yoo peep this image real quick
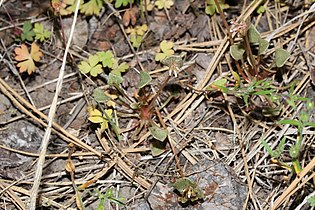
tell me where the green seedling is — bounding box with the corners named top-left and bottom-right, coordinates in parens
top-left (78, 54), bottom-right (103, 77)
top-left (256, 5), bottom-right (266, 14)
top-left (155, 0), bottom-right (174, 10)
top-left (21, 21), bottom-right (35, 42)
top-left (138, 71), bottom-right (152, 89)
top-left (33, 23), bottom-right (51, 42)
top-left (155, 40), bottom-right (175, 62)
top-left (229, 23), bottom-right (290, 78)
top-left (308, 196), bottom-right (315, 207)
top-left (97, 51), bottom-right (115, 68)
top-left (80, 0), bottom-right (103, 16)
top-left (88, 107), bottom-right (113, 131)
top-left (111, 61), bottom-right (129, 76)
top-left (91, 188), bottom-right (125, 209)
top-left (115, 0), bottom-right (134, 8)
top-left (126, 24), bottom-right (148, 48)
top-left (205, 0), bottom-right (229, 16)
top-left (173, 178), bottom-right (204, 204)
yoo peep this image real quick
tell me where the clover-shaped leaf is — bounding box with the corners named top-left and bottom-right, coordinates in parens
top-left (80, 0), bottom-right (103, 16)
top-left (15, 43), bottom-right (43, 75)
top-left (33, 23), bottom-right (51, 42)
top-left (275, 48), bottom-right (290, 68)
top-left (230, 44), bottom-right (245, 61)
top-left (21, 21), bottom-right (35, 42)
top-left (205, 0), bottom-right (229, 16)
top-left (149, 125), bottom-right (168, 142)
top-left (97, 51), bottom-right (114, 68)
top-left (155, 0), bottom-right (174, 10)
top-left (78, 54), bottom-right (103, 77)
top-left (155, 40), bottom-right (174, 62)
top-left (111, 61), bottom-right (129, 76)
top-left (88, 108), bottom-right (112, 130)
top-left (115, 0), bottom-right (134, 8)
top-left (138, 71), bottom-right (152, 88)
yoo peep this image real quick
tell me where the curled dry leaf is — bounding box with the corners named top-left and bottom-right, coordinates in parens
top-left (15, 42), bottom-right (43, 75)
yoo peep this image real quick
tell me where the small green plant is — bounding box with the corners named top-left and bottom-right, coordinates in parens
top-left (308, 196), bottom-right (315, 207)
top-left (126, 24), bottom-right (148, 48)
top-left (155, 0), bottom-right (174, 10)
top-left (155, 40), bottom-right (175, 62)
top-left (115, 0), bottom-right (134, 8)
top-left (80, 0), bottom-right (103, 15)
top-left (229, 23), bottom-right (290, 79)
top-left (91, 188), bottom-right (125, 209)
top-left (261, 83), bottom-right (315, 175)
top-left (19, 21), bottom-right (51, 42)
top-left (205, 0), bottom-right (229, 16)
top-left (33, 23), bottom-right (51, 41)
top-left (21, 21), bottom-right (35, 42)
top-left (173, 178), bottom-right (204, 204)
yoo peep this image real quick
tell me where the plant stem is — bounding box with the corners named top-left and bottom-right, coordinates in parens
top-left (244, 31), bottom-right (258, 76)
top-left (213, 0), bottom-right (249, 81)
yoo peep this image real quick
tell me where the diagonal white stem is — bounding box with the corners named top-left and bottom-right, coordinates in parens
top-left (28, 0), bottom-right (81, 209)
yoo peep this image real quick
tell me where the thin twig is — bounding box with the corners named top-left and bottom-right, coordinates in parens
top-left (29, 1), bottom-right (81, 209)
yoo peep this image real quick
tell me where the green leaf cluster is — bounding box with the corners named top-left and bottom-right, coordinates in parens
top-left (229, 24), bottom-right (290, 68)
top-left (78, 51), bottom-right (129, 85)
top-left (173, 178), bottom-right (204, 203)
top-left (20, 21), bottom-right (51, 42)
top-left (155, 40), bottom-right (174, 62)
top-left (115, 0), bottom-right (134, 8)
top-left (205, 0), bottom-right (229, 16)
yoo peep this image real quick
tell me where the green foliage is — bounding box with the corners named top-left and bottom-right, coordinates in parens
top-left (80, 0), bottom-right (103, 16)
top-left (205, 0), bottom-right (229, 16)
top-left (108, 72), bottom-right (123, 85)
top-left (256, 5), bottom-right (265, 14)
top-left (155, 40), bottom-right (175, 62)
top-left (262, 137), bottom-right (286, 159)
top-left (138, 71), bottom-right (152, 89)
top-left (230, 44), bottom-right (245, 61)
top-left (173, 178), bottom-right (204, 203)
top-left (97, 51), bottom-right (114, 68)
top-left (115, 0), bottom-right (134, 8)
top-left (111, 61), bottom-right (129, 76)
top-left (21, 21), bottom-right (35, 42)
top-left (155, 0), bottom-right (174, 10)
top-left (275, 48), bottom-right (290, 67)
top-left (308, 196), bottom-right (315, 206)
top-left (93, 88), bottom-right (111, 103)
top-left (78, 54), bottom-right (103, 77)
top-left (206, 78), bottom-right (228, 93)
top-left (91, 188), bottom-right (125, 209)
top-left (33, 23), bottom-right (51, 41)
top-left (127, 24), bottom-right (148, 48)
top-left (149, 125), bottom-right (168, 142)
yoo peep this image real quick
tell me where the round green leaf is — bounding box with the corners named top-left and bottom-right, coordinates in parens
top-left (150, 140), bottom-right (166, 156)
top-left (93, 88), bottom-right (110, 102)
top-left (138, 71), bottom-right (152, 89)
top-left (230, 44), bottom-right (245, 61)
top-left (258, 38), bottom-right (269, 55)
top-left (149, 125), bottom-right (168, 142)
top-left (108, 72), bottom-right (123, 86)
top-left (248, 24), bottom-right (261, 43)
top-left (275, 48), bottom-right (290, 67)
